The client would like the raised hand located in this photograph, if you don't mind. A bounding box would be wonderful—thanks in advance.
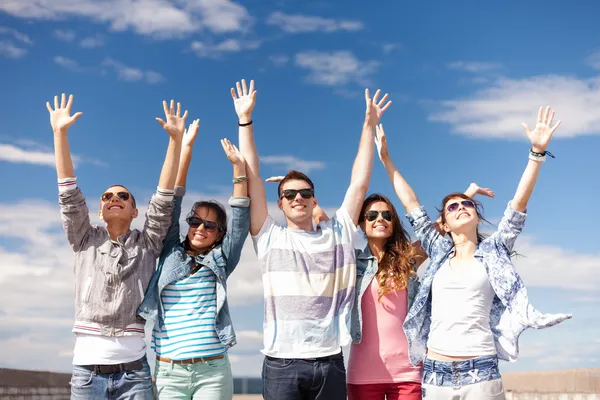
[374,124,390,162]
[156,99,188,140]
[221,138,245,166]
[46,93,83,134]
[468,182,495,198]
[521,106,561,153]
[365,88,392,127]
[230,79,256,122]
[265,176,284,183]
[183,119,200,147]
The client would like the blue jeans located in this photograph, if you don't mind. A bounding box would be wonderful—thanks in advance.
[422,355,505,399]
[70,357,154,400]
[262,353,347,400]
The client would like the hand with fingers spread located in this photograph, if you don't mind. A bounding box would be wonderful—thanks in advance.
[46,93,83,134]
[231,79,256,123]
[521,106,561,153]
[183,119,200,148]
[221,138,245,167]
[365,88,392,127]
[156,99,188,140]
[374,124,390,163]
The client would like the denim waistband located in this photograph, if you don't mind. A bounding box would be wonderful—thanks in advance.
[423,355,498,374]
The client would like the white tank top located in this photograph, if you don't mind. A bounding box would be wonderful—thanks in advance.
[427,258,496,356]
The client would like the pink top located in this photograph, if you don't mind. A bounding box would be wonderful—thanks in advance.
[347,277,422,384]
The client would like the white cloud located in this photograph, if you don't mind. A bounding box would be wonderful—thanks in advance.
[266,11,363,33]
[513,235,600,291]
[0,143,73,166]
[102,57,165,84]
[54,55,81,71]
[0,40,28,58]
[0,26,32,44]
[587,51,600,70]
[268,54,289,67]
[190,38,260,58]
[0,0,251,38]
[80,34,104,48]
[54,29,75,42]
[428,73,600,138]
[448,61,503,73]
[260,155,326,174]
[295,50,379,86]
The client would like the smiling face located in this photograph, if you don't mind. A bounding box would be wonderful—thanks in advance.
[186,205,224,254]
[98,185,138,224]
[277,179,317,227]
[361,201,394,241]
[441,195,480,234]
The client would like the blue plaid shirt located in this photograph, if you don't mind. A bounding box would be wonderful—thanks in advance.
[403,202,571,366]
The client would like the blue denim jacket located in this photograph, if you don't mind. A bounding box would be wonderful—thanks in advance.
[350,245,420,344]
[138,187,250,348]
[402,202,571,366]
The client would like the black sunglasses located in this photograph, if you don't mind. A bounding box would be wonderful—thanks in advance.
[186,217,220,232]
[446,200,476,213]
[280,188,314,201]
[101,191,130,202]
[364,210,393,222]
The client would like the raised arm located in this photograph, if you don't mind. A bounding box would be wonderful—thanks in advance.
[233,79,267,236]
[48,94,83,180]
[220,138,250,276]
[512,106,561,212]
[163,119,200,250]
[142,100,187,256]
[48,94,93,252]
[175,118,200,188]
[155,100,186,192]
[342,89,392,224]
[375,124,421,214]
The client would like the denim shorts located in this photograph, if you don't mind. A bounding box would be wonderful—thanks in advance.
[423,355,501,388]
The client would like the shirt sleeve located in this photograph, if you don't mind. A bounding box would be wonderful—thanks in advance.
[251,214,281,260]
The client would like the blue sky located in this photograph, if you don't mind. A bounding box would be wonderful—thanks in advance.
[0,0,599,376]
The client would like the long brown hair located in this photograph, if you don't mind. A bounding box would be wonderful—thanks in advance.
[359,194,421,301]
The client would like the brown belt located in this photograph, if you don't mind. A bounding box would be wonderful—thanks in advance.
[156,355,224,364]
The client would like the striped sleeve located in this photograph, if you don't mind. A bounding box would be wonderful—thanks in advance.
[58,177,78,194]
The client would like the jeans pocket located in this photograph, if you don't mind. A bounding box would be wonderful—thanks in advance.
[329,358,346,374]
[479,378,505,398]
[124,367,152,382]
[70,369,93,388]
[265,357,294,370]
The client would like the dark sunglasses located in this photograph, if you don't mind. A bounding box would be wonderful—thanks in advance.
[186,217,220,232]
[446,200,476,213]
[101,191,130,202]
[364,210,393,222]
[280,188,314,201]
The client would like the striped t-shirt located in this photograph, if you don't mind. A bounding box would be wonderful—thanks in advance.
[152,265,226,360]
[252,207,358,358]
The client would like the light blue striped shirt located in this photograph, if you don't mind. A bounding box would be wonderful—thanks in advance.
[152,266,226,359]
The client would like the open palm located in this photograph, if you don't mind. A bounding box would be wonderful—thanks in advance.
[183,119,200,147]
[231,79,256,120]
[46,93,83,133]
[156,99,188,139]
[221,138,245,165]
[522,106,561,153]
[365,88,392,127]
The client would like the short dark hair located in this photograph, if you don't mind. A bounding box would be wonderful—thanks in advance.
[277,170,315,198]
[107,184,136,208]
[182,200,228,251]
